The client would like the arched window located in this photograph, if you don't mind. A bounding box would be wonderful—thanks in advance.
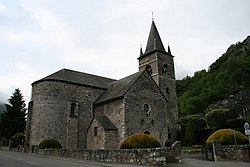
[144,131,150,135]
[145,65,153,75]
[70,103,76,116]
[162,64,168,75]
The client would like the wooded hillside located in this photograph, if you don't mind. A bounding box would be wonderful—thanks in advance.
[177,36,250,117]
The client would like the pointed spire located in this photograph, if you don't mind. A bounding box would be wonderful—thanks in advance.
[168,44,172,55]
[144,21,166,55]
[140,44,144,57]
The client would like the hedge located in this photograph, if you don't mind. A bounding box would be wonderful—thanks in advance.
[179,114,206,131]
[205,109,237,128]
[206,129,248,145]
[120,133,161,149]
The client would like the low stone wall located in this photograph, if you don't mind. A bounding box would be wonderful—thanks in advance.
[36,141,181,166]
[215,144,250,161]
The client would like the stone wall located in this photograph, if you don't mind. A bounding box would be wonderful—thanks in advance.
[26,80,105,149]
[36,141,181,166]
[215,144,250,161]
[124,72,172,145]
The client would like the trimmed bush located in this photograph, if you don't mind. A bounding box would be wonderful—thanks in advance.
[206,129,248,145]
[225,119,246,128]
[38,139,62,149]
[206,109,237,128]
[179,114,206,131]
[120,133,161,149]
[184,121,196,146]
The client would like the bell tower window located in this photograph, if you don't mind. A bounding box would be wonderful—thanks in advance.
[166,87,170,94]
[162,64,168,75]
[145,65,153,75]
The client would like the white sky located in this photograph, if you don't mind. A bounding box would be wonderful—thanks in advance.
[0,0,249,103]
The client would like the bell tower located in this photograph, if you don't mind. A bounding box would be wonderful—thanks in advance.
[138,21,178,138]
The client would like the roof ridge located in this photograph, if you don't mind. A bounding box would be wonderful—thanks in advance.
[32,68,116,89]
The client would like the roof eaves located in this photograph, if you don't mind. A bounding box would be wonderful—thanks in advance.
[32,79,109,90]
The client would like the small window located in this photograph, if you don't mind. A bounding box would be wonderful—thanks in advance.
[167,127,171,140]
[166,87,170,94]
[144,131,150,135]
[70,103,76,116]
[140,119,145,126]
[145,65,153,75]
[151,120,155,126]
[168,133,172,140]
[162,64,168,75]
[94,127,98,136]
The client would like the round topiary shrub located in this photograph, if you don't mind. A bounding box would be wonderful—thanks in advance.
[206,129,248,145]
[205,109,237,128]
[120,133,161,149]
[39,139,62,149]
[179,114,206,131]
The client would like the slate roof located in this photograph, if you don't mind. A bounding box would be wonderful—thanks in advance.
[94,70,145,105]
[95,115,118,130]
[32,68,116,89]
[143,21,166,56]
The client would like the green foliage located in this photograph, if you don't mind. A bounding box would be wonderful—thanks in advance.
[177,40,250,116]
[179,114,206,131]
[11,132,25,147]
[205,109,237,128]
[38,139,62,149]
[0,89,27,140]
[246,113,250,124]
[225,119,246,128]
[0,102,7,113]
[206,129,248,145]
[120,133,161,149]
[184,121,196,146]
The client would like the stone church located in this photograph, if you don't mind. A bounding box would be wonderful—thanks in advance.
[25,21,178,150]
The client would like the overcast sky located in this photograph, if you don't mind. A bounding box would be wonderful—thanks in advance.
[0,0,249,103]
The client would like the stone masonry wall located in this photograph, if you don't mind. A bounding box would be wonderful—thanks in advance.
[124,72,171,146]
[94,98,125,147]
[28,80,105,149]
[36,141,182,166]
[87,119,105,149]
[216,144,250,161]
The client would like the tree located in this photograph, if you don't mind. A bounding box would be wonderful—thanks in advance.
[0,89,27,141]
[184,121,196,146]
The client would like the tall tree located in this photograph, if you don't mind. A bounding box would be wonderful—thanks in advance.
[0,88,27,140]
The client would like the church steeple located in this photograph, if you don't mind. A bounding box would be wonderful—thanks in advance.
[168,44,172,55]
[144,21,166,55]
[137,20,178,142]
